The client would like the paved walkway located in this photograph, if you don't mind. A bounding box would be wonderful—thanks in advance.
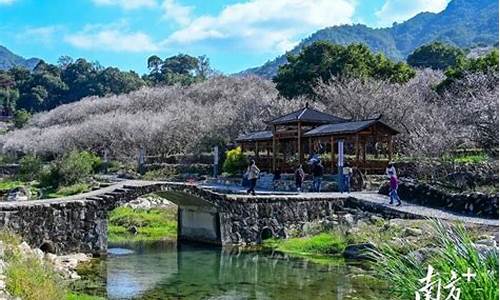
[202,184,499,227]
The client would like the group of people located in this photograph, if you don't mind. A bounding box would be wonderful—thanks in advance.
[294,160,324,193]
[245,159,402,207]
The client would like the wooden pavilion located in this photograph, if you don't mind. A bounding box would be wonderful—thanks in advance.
[235,104,399,174]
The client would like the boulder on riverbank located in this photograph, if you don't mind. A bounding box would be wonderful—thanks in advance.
[343,243,376,260]
[123,195,176,210]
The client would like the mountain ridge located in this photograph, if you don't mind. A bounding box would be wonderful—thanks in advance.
[0,45,40,71]
[240,0,499,78]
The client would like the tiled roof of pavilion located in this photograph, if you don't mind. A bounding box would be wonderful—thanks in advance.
[268,104,347,125]
[235,130,273,142]
[303,119,399,137]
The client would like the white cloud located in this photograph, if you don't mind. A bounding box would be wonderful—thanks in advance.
[0,0,16,4]
[19,26,63,45]
[162,0,193,26]
[65,23,159,52]
[163,0,356,53]
[376,0,450,27]
[91,0,156,10]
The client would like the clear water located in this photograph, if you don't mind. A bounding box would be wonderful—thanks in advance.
[81,241,387,300]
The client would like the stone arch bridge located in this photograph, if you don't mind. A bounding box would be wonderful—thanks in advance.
[0,180,496,255]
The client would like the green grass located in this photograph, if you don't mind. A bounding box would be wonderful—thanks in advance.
[264,232,347,256]
[108,206,177,243]
[450,152,489,164]
[65,292,106,300]
[371,220,499,300]
[5,256,66,300]
[0,231,66,300]
[0,230,106,300]
[0,179,25,191]
[0,178,41,200]
[45,183,90,198]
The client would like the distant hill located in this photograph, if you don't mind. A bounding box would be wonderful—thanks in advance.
[240,0,499,78]
[0,45,40,71]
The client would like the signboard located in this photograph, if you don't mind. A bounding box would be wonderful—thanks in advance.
[213,146,219,177]
[337,139,344,167]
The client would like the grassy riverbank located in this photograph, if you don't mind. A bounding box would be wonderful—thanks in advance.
[108,206,177,243]
[373,221,499,300]
[264,232,347,256]
[263,219,498,300]
[0,231,102,300]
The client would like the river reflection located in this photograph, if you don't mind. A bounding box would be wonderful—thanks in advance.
[95,241,386,300]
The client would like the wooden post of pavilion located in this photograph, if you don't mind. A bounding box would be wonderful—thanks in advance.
[330,136,335,172]
[255,141,259,158]
[355,134,360,162]
[297,122,302,165]
[362,138,367,163]
[272,125,277,171]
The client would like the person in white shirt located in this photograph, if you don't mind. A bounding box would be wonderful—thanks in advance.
[245,160,260,196]
[385,163,397,178]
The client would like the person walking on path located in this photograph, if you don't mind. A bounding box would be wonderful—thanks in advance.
[295,164,305,192]
[245,160,260,196]
[341,164,353,193]
[312,161,324,192]
[386,163,397,178]
[389,174,402,206]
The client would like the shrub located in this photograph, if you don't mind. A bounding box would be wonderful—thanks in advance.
[13,109,31,129]
[57,151,101,186]
[222,147,247,175]
[47,183,90,198]
[38,164,60,188]
[18,154,43,181]
[143,167,178,180]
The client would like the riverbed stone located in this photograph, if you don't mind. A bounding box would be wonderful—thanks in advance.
[369,215,384,224]
[473,244,499,258]
[342,214,355,226]
[404,227,423,237]
[343,243,376,260]
[407,247,440,264]
[475,239,497,247]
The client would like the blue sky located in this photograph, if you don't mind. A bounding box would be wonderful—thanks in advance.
[0,0,450,74]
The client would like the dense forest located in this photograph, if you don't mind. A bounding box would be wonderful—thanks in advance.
[0,54,212,123]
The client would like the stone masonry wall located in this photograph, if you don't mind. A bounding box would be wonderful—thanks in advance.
[0,200,107,255]
[217,196,423,245]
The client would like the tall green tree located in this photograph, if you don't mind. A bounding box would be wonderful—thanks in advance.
[438,48,499,92]
[0,72,19,115]
[145,53,213,86]
[273,41,416,99]
[407,42,466,70]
